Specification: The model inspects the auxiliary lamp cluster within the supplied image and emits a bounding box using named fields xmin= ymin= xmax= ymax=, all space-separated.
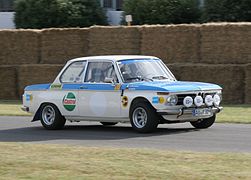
xmin=166 ymin=94 xmax=222 ymax=107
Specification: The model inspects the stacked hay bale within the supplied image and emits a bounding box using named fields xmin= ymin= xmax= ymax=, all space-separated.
xmin=18 ymin=65 xmax=63 ymax=97
xmin=168 ymin=64 xmax=245 ymax=104
xmin=88 ymin=26 xmax=140 ymax=55
xmin=140 ymin=25 xmax=200 ymax=64
xmin=0 ymin=30 xmax=40 ymax=65
xmin=0 ymin=24 xmax=250 ymax=103
xmin=0 ymin=66 xmax=17 ymax=99
xmin=200 ymin=23 xmax=251 ymax=64
xmin=245 ymin=64 xmax=251 ymax=104
xmin=40 ymin=28 xmax=89 ymax=64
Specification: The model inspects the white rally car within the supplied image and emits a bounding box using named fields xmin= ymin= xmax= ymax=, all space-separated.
xmin=22 ymin=55 xmax=223 ymax=133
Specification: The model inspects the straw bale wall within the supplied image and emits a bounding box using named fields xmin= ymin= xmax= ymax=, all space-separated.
xmin=245 ymin=64 xmax=251 ymax=104
xmin=0 ymin=30 xmax=40 ymax=65
xmin=168 ymin=64 xmax=245 ymax=104
xmin=17 ymin=65 xmax=63 ymax=97
xmin=0 ymin=66 xmax=17 ymax=99
xmin=40 ymin=28 xmax=89 ymax=64
xmin=140 ymin=25 xmax=200 ymax=63
xmin=200 ymin=23 xmax=251 ymax=64
xmin=88 ymin=26 xmax=140 ymax=55
xmin=0 ymin=23 xmax=250 ymax=103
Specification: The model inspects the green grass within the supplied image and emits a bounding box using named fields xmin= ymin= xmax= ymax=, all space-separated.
xmin=0 ymin=100 xmax=31 ymax=116
xmin=0 ymin=101 xmax=251 ymax=124
xmin=217 ymin=104 xmax=251 ymax=124
xmin=0 ymin=142 xmax=250 ymax=180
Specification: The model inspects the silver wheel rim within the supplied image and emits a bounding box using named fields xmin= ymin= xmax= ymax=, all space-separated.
xmin=42 ymin=105 xmax=55 ymax=126
xmin=132 ymin=107 xmax=147 ymax=128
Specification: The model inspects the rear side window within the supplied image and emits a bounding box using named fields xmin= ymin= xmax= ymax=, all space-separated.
xmin=60 ymin=61 xmax=86 ymax=83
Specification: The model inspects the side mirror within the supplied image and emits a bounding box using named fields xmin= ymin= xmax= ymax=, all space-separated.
xmin=104 ymin=77 xmax=115 ymax=84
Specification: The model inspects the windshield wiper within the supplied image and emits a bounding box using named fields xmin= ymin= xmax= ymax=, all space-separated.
xmin=152 ymin=75 xmax=169 ymax=80
xmin=126 ymin=76 xmax=153 ymax=82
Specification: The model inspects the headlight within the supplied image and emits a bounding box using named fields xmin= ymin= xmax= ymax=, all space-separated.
xmin=205 ymin=95 xmax=213 ymax=106
xmin=213 ymin=94 xmax=221 ymax=107
xmin=194 ymin=96 xmax=203 ymax=107
xmin=166 ymin=95 xmax=178 ymax=106
xmin=183 ymin=96 xmax=193 ymax=108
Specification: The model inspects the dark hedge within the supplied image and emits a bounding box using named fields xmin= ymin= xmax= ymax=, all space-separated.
xmin=14 ymin=0 xmax=107 ymax=29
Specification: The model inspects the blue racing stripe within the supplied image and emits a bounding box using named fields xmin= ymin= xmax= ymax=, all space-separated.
xmin=118 ymin=59 xmax=159 ymax=64
xmin=25 ymin=84 xmax=51 ymax=91
xmin=25 ymin=83 xmax=117 ymax=91
xmin=62 ymin=84 xmax=81 ymax=90
xmin=62 ymin=83 xmax=116 ymax=91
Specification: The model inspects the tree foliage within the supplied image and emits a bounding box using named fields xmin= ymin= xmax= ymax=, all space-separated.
xmin=14 ymin=0 xmax=107 ymax=29
xmin=202 ymin=0 xmax=251 ymax=22
xmin=122 ymin=0 xmax=201 ymax=25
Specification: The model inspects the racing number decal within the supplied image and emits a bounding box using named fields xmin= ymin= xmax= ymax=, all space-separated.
xmin=121 ymin=96 xmax=128 ymax=107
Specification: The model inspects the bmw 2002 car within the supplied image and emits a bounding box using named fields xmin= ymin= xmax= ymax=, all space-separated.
xmin=22 ymin=55 xmax=223 ymax=133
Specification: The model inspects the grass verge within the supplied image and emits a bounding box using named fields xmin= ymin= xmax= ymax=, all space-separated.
xmin=0 ymin=100 xmax=31 ymax=116
xmin=0 ymin=101 xmax=251 ymax=124
xmin=0 ymin=142 xmax=251 ymax=179
xmin=217 ymin=104 xmax=251 ymax=124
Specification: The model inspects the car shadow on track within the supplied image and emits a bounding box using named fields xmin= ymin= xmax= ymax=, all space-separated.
xmin=0 ymin=123 xmax=200 ymax=143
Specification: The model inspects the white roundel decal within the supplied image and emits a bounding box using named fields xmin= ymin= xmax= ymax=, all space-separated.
xmin=194 ymin=96 xmax=203 ymax=107
xmin=213 ymin=94 xmax=221 ymax=106
xmin=183 ymin=96 xmax=193 ymax=108
xmin=89 ymin=93 xmax=107 ymax=116
xmin=205 ymin=95 xmax=213 ymax=106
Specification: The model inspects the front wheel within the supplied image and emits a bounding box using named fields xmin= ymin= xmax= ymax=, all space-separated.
xmin=130 ymin=102 xmax=159 ymax=133
xmin=40 ymin=104 xmax=66 ymax=130
xmin=190 ymin=115 xmax=216 ymax=129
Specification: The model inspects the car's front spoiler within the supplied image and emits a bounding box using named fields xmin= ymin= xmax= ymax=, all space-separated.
xmin=157 ymin=106 xmax=223 ymax=116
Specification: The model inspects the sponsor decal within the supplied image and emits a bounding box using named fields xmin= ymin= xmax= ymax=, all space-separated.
xmin=26 ymin=94 xmax=33 ymax=102
xmin=152 ymin=96 xmax=159 ymax=104
xmin=152 ymin=96 xmax=165 ymax=104
xmin=50 ymin=84 xmax=62 ymax=89
xmin=114 ymin=84 xmax=121 ymax=90
xmin=63 ymin=92 xmax=76 ymax=111
xmin=159 ymin=97 xmax=165 ymax=104
xmin=121 ymin=96 xmax=128 ymax=107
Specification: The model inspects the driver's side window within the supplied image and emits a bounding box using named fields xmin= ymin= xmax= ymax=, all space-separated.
xmin=85 ymin=62 xmax=118 ymax=83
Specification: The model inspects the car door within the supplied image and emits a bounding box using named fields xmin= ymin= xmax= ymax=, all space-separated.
xmin=78 ymin=60 xmax=121 ymax=118
xmin=55 ymin=60 xmax=87 ymax=117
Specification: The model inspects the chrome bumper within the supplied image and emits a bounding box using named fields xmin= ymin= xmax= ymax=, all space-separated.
xmin=21 ymin=106 xmax=29 ymax=112
xmin=157 ymin=106 xmax=223 ymax=116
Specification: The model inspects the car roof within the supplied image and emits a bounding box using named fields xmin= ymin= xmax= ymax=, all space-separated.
xmin=68 ymin=55 xmax=158 ymax=63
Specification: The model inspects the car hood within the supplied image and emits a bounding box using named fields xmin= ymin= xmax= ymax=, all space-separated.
xmin=123 ymin=81 xmax=222 ymax=92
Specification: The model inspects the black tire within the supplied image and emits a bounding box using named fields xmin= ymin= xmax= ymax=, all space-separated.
xmin=100 ymin=122 xmax=118 ymax=126
xmin=40 ymin=104 xmax=66 ymax=130
xmin=190 ymin=115 xmax=216 ymax=129
xmin=130 ymin=101 xmax=159 ymax=133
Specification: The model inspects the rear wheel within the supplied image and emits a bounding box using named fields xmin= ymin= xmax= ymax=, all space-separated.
xmin=100 ymin=122 xmax=118 ymax=126
xmin=40 ymin=104 xmax=66 ymax=130
xmin=190 ymin=115 xmax=216 ymax=129
xmin=130 ymin=101 xmax=159 ymax=133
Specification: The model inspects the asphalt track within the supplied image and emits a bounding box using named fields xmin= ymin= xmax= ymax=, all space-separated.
xmin=0 ymin=116 xmax=251 ymax=153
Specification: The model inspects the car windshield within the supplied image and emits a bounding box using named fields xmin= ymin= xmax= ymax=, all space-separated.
xmin=117 ymin=59 xmax=176 ymax=83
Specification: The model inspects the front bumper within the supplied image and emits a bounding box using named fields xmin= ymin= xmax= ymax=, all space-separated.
xmin=157 ymin=106 xmax=223 ymax=121
xmin=157 ymin=106 xmax=223 ymax=116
